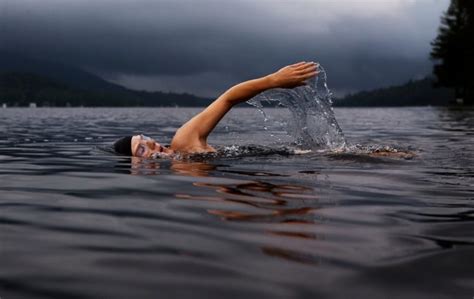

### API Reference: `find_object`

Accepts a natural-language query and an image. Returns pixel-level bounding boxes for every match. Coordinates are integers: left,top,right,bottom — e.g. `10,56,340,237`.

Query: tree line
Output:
334,78,453,107
431,0,473,105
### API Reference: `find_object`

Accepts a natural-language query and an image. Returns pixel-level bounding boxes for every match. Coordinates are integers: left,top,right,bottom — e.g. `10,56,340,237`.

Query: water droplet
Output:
246,63,345,150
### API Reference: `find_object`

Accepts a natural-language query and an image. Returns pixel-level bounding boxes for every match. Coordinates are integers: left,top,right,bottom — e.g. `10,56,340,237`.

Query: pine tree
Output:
431,0,474,104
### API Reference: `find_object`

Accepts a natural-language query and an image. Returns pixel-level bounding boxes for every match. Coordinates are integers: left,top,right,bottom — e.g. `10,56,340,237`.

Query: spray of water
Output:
247,64,346,150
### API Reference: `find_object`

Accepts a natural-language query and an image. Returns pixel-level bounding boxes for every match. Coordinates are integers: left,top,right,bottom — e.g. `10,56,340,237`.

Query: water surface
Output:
0,107,473,299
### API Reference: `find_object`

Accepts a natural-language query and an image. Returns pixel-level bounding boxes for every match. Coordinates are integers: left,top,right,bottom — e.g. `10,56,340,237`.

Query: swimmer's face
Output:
131,134,170,158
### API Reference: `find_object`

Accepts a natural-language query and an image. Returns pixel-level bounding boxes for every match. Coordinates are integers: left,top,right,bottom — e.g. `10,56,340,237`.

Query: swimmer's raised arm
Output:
170,61,318,153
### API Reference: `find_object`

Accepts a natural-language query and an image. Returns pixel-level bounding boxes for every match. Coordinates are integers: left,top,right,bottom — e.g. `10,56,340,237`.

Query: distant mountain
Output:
0,52,212,107
334,78,454,107
0,72,211,107
0,51,126,92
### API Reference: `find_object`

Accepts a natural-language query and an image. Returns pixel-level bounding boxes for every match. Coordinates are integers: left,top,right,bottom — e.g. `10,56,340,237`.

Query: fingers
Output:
299,70,319,81
290,61,307,67
294,61,317,70
290,61,319,70
297,66,319,78
296,67,318,77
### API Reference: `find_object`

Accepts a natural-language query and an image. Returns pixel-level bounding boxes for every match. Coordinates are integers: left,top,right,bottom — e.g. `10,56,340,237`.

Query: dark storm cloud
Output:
0,0,449,96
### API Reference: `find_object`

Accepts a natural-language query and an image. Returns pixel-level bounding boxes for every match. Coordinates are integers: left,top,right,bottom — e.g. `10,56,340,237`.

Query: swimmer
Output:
113,61,319,158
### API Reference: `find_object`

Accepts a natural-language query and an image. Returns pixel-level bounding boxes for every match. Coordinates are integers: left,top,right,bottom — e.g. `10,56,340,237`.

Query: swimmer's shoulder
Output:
170,138,216,154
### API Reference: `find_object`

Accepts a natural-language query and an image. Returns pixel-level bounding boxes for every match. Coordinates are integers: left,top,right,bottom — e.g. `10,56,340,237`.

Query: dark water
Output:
0,107,473,299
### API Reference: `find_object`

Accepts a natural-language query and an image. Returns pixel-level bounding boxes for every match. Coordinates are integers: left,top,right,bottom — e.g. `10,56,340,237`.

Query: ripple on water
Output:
0,107,473,298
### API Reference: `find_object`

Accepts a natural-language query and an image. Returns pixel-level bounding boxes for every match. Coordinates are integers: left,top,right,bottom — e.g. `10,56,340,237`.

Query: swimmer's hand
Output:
267,61,319,89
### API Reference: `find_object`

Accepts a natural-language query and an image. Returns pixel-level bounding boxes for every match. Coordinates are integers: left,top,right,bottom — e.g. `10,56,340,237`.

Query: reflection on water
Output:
129,157,326,265
184,171,324,265
0,107,473,299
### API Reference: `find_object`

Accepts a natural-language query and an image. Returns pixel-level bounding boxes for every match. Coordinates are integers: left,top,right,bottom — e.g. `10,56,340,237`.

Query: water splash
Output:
247,64,346,150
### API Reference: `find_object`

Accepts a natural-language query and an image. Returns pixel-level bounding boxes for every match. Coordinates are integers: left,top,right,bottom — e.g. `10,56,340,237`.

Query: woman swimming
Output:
113,61,319,158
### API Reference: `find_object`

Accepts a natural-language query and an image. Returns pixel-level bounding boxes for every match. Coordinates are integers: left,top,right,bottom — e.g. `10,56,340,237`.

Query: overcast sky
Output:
1,0,450,97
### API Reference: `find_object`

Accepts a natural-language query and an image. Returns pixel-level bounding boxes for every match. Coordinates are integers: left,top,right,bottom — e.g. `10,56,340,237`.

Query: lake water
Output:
0,107,473,299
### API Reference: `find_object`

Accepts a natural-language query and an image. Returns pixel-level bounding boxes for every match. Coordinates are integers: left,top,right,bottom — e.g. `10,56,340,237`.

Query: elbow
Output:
217,93,239,107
